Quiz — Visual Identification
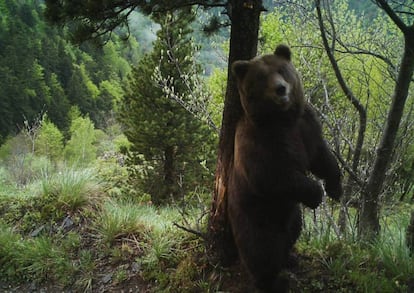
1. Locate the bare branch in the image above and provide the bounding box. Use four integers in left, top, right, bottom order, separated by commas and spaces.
316, 0, 367, 177
331, 149, 364, 187
373, 0, 408, 33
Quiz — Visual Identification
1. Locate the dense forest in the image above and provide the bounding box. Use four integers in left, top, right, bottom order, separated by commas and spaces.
0, 0, 143, 144
0, 0, 413, 292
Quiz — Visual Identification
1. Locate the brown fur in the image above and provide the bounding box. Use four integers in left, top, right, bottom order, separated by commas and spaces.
228, 44, 342, 292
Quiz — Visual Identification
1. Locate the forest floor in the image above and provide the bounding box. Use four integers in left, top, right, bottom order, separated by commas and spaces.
1, 206, 413, 293
0, 246, 361, 293
0, 257, 351, 293
1, 174, 412, 293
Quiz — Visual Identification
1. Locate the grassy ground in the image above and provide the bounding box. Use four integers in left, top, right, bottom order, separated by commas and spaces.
0, 164, 413, 292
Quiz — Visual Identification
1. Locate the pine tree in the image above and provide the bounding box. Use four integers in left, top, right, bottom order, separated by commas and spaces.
119, 9, 216, 204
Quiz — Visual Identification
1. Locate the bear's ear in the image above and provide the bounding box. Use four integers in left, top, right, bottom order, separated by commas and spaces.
232, 60, 250, 80
274, 44, 291, 61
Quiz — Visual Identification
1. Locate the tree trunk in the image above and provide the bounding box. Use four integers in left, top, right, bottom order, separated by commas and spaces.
207, 0, 263, 265
359, 31, 414, 240
163, 145, 176, 203
406, 209, 414, 255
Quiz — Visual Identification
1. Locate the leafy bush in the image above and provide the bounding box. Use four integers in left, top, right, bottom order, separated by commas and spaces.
35, 117, 64, 162
64, 114, 97, 167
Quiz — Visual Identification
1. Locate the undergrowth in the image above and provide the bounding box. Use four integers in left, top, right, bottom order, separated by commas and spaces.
0, 165, 412, 292
297, 204, 413, 292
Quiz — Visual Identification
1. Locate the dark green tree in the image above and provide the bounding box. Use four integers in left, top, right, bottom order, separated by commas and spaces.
119, 9, 216, 204
66, 63, 99, 118
45, 73, 70, 131
0, 0, 141, 142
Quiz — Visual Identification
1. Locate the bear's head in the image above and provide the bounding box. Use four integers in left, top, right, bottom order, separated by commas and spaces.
232, 44, 305, 125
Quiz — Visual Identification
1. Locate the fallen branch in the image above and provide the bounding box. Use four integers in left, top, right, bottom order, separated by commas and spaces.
173, 222, 206, 239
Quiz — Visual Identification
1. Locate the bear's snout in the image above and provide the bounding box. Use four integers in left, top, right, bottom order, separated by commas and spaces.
271, 74, 290, 101
275, 84, 287, 96
273, 80, 290, 107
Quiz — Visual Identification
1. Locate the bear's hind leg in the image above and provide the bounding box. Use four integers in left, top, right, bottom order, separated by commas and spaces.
237, 231, 291, 293
254, 274, 289, 293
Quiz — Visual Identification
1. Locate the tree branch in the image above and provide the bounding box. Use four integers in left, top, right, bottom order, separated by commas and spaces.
331, 149, 364, 187
373, 0, 408, 33
173, 222, 206, 238
316, 0, 367, 177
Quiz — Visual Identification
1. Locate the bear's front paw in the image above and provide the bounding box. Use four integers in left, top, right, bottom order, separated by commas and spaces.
302, 183, 323, 209
325, 181, 342, 201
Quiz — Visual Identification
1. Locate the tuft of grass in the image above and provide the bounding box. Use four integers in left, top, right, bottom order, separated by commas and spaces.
94, 200, 152, 245
74, 250, 97, 291
0, 167, 105, 234
18, 237, 74, 284
371, 214, 413, 286
41, 168, 104, 212
0, 225, 22, 280
0, 224, 74, 284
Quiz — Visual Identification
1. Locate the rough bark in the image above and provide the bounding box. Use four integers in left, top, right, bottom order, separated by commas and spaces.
207, 0, 263, 265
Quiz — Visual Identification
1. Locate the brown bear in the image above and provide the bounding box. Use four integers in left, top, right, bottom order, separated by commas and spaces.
228, 44, 342, 292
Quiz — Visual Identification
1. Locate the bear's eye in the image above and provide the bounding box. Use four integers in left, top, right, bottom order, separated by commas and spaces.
277, 67, 293, 80
277, 67, 287, 76
256, 70, 268, 80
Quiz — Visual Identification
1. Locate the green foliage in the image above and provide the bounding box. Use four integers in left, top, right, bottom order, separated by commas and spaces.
66, 63, 100, 114
0, 132, 52, 185
206, 68, 226, 128
99, 79, 124, 110
46, 73, 70, 130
